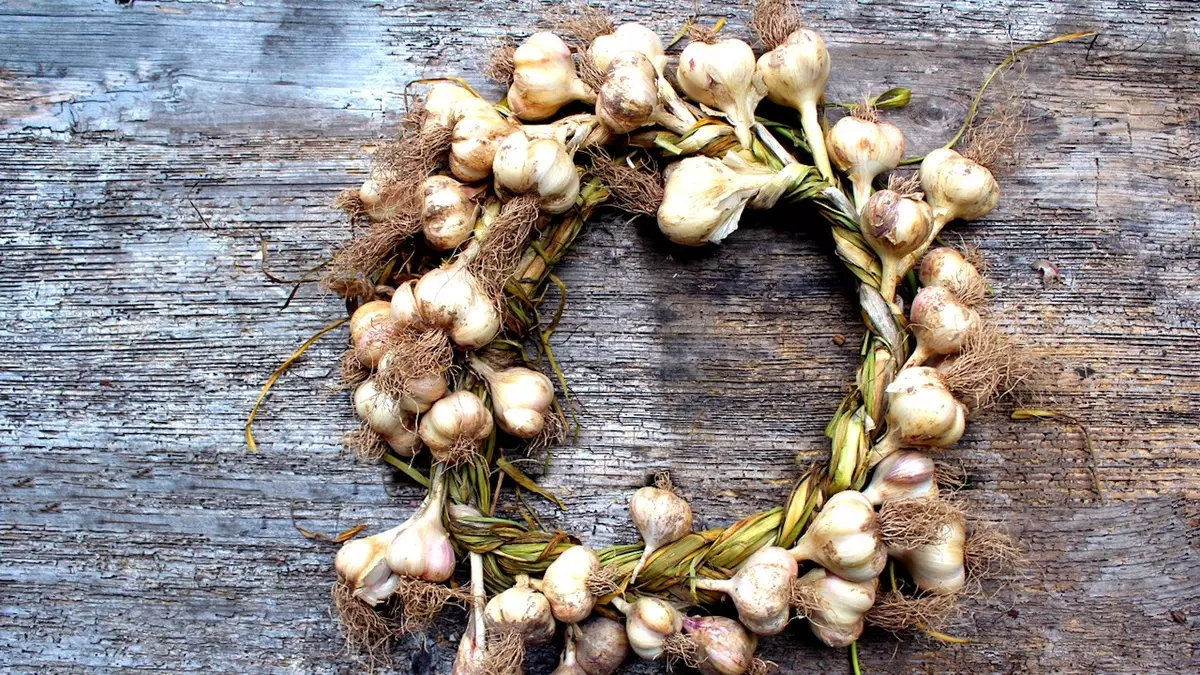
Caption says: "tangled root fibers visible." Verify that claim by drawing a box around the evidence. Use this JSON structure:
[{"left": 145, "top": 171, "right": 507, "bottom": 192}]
[
  {"left": 877, "top": 496, "right": 967, "bottom": 551},
  {"left": 751, "top": 0, "right": 804, "bottom": 50}
]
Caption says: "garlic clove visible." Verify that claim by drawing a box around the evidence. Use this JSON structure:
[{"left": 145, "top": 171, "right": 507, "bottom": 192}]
[
  {"left": 574, "top": 616, "right": 630, "bottom": 675},
  {"left": 862, "top": 450, "right": 937, "bottom": 506},
  {"left": 508, "top": 32, "right": 596, "bottom": 121},
  {"left": 353, "top": 379, "right": 422, "bottom": 455},
  {"left": 682, "top": 616, "right": 758, "bottom": 675},
  {"left": 596, "top": 51, "right": 660, "bottom": 134},
  {"left": 920, "top": 147, "right": 1000, "bottom": 228},
  {"left": 628, "top": 484, "right": 693, "bottom": 583},
  {"left": 471, "top": 357, "right": 556, "bottom": 439},
  {"left": 694, "top": 546, "right": 797, "bottom": 636},
  {"left": 756, "top": 28, "right": 833, "bottom": 179},
  {"left": 677, "top": 37, "right": 767, "bottom": 148},
  {"left": 484, "top": 574, "right": 557, "bottom": 646},
  {"left": 795, "top": 567, "right": 878, "bottom": 647},
  {"left": 612, "top": 596, "right": 682, "bottom": 661},
  {"left": 657, "top": 157, "right": 773, "bottom": 246},
  {"left": 907, "top": 285, "right": 981, "bottom": 367},
  {"left": 420, "top": 175, "right": 479, "bottom": 251},
  {"left": 540, "top": 544, "right": 602, "bottom": 624},
  {"left": 789, "top": 490, "right": 887, "bottom": 583},
  {"left": 349, "top": 300, "right": 394, "bottom": 368},
  {"left": 589, "top": 22, "right": 666, "bottom": 74},
  {"left": 826, "top": 115, "right": 906, "bottom": 210},
  {"left": 492, "top": 130, "right": 581, "bottom": 214},
  {"left": 861, "top": 189, "right": 935, "bottom": 303},
  {"left": 417, "top": 390, "right": 494, "bottom": 464},
  {"left": 389, "top": 280, "right": 424, "bottom": 328},
  {"left": 890, "top": 513, "right": 967, "bottom": 595}
]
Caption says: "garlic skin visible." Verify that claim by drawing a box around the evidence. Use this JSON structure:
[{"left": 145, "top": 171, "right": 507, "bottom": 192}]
[
  {"left": 870, "top": 367, "right": 968, "bottom": 466},
  {"left": 420, "top": 175, "right": 479, "bottom": 251},
  {"left": 471, "top": 357, "right": 555, "bottom": 439},
  {"left": 890, "top": 513, "right": 967, "bottom": 595},
  {"left": 788, "top": 490, "right": 887, "bottom": 583},
  {"left": 417, "top": 390, "right": 494, "bottom": 462},
  {"left": 795, "top": 568, "right": 878, "bottom": 647},
  {"left": 861, "top": 190, "right": 934, "bottom": 303},
  {"left": 485, "top": 574, "right": 557, "bottom": 646},
  {"left": 920, "top": 148, "right": 1000, "bottom": 228},
  {"left": 353, "top": 379, "right": 421, "bottom": 455},
  {"left": 612, "top": 596, "right": 682, "bottom": 661},
  {"left": 826, "top": 115, "right": 906, "bottom": 210},
  {"left": 492, "top": 130, "right": 581, "bottom": 213},
  {"left": 677, "top": 38, "right": 766, "bottom": 148},
  {"left": 657, "top": 157, "right": 773, "bottom": 246},
  {"left": 349, "top": 300, "right": 394, "bottom": 368},
  {"left": 589, "top": 23, "right": 666, "bottom": 74},
  {"left": 862, "top": 450, "right": 937, "bottom": 506},
  {"left": 508, "top": 31, "right": 596, "bottom": 121},
  {"left": 413, "top": 262, "right": 502, "bottom": 348},
  {"left": 596, "top": 51, "right": 660, "bottom": 134},
  {"left": 334, "top": 523, "right": 405, "bottom": 605},
  {"left": 574, "top": 617, "right": 630, "bottom": 675},
  {"left": 694, "top": 546, "right": 798, "bottom": 636},
  {"left": 628, "top": 485, "right": 693, "bottom": 583},
  {"left": 389, "top": 281, "right": 423, "bottom": 328},
  {"left": 385, "top": 469, "right": 456, "bottom": 582},
  {"left": 906, "top": 285, "right": 981, "bottom": 367},
  {"left": 541, "top": 545, "right": 602, "bottom": 624},
  {"left": 757, "top": 28, "right": 833, "bottom": 179},
  {"left": 683, "top": 616, "right": 758, "bottom": 675}
]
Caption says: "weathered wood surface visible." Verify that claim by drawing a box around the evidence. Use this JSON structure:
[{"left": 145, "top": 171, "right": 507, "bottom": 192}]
[{"left": 1, "top": 0, "right": 1198, "bottom": 673}]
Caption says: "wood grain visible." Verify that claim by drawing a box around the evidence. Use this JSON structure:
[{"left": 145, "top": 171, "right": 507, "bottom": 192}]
[{"left": 1, "top": 1, "right": 1198, "bottom": 673}]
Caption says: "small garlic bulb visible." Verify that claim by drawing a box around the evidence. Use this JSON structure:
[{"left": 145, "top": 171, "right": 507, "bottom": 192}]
[
  {"left": 862, "top": 450, "right": 937, "bottom": 506},
  {"left": 358, "top": 175, "right": 407, "bottom": 222},
  {"left": 589, "top": 22, "right": 666, "bottom": 74},
  {"left": 826, "top": 114, "right": 906, "bottom": 210},
  {"left": 906, "top": 285, "right": 981, "bottom": 367},
  {"left": 508, "top": 32, "right": 596, "bottom": 121},
  {"left": 385, "top": 482, "right": 456, "bottom": 583},
  {"left": 492, "top": 130, "right": 581, "bottom": 214},
  {"left": 423, "top": 81, "right": 477, "bottom": 131},
  {"left": 919, "top": 247, "right": 987, "bottom": 305},
  {"left": 861, "top": 189, "right": 934, "bottom": 303},
  {"left": 628, "top": 484, "right": 693, "bottom": 583},
  {"left": 596, "top": 51, "right": 659, "bottom": 134},
  {"left": 471, "top": 357, "right": 555, "bottom": 439},
  {"left": 353, "top": 379, "right": 421, "bottom": 455},
  {"left": 677, "top": 37, "right": 767, "bottom": 148},
  {"left": 693, "top": 546, "right": 797, "bottom": 636},
  {"left": 657, "top": 157, "right": 773, "bottom": 246},
  {"left": 574, "top": 617, "right": 630, "bottom": 675},
  {"left": 870, "top": 367, "right": 967, "bottom": 466},
  {"left": 757, "top": 28, "right": 833, "bottom": 179},
  {"left": 420, "top": 175, "right": 479, "bottom": 250},
  {"left": 682, "top": 616, "right": 759, "bottom": 675},
  {"left": 413, "top": 261, "right": 502, "bottom": 348},
  {"left": 417, "top": 390, "right": 494, "bottom": 464},
  {"left": 890, "top": 513, "right": 967, "bottom": 595},
  {"left": 334, "top": 523, "right": 405, "bottom": 605},
  {"left": 540, "top": 545, "right": 603, "bottom": 624},
  {"left": 795, "top": 568, "right": 878, "bottom": 647},
  {"left": 349, "top": 300, "right": 394, "bottom": 368},
  {"left": 612, "top": 596, "right": 682, "bottom": 661},
  {"left": 788, "top": 490, "right": 887, "bottom": 583},
  {"left": 449, "top": 100, "right": 513, "bottom": 182},
  {"left": 920, "top": 147, "right": 1000, "bottom": 228},
  {"left": 485, "top": 574, "right": 557, "bottom": 646}
]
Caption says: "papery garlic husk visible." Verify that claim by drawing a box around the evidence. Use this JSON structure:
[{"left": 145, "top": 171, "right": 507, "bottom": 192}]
[
  {"left": 471, "top": 357, "right": 555, "bottom": 439},
  {"left": 449, "top": 99, "right": 513, "bottom": 182},
  {"left": 861, "top": 189, "right": 934, "bottom": 303},
  {"left": 417, "top": 390, "right": 494, "bottom": 464},
  {"left": 628, "top": 485, "right": 693, "bottom": 583},
  {"left": 612, "top": 596, "right": 683, "bottom": 661},
  {"left": 862, "top": 450, "right": 937, "bottom": 506},
  {"left": 349, "top": 300, "right": 394, "bottom": 368},
  {"left": 540, "top": 545, "right": 602, "bottom": 624},
  {"left": 677, "top": 38, "right": 767, "bottom": 148},
  {"left": 589, "top": 22, "right": 667, "bottom": 74},
  {"left": 890, "top": 512, "right": 967, "bottom": 595},
  {"left": 919, "top": 246, "right": 987, "bottom": 306},
  {"left": 826, "top": 115, "right": 906, "bottom": 210},
  {"left": 906, "top": 285, "right": 982, "bottom": 367},
  {"left": 757, "top": 28, "right": 833, "bottom": 179},
  {"left": 485, "top": 574, "right": 557, "bottom": 646},
  {"left": 683, "top": 616, "right": 759, "bottom": 675},
  {"left": 353, "top": 378, "right": 421, "bottom": 455},
  {"left": 574, "top": 617, "right": 630, "bottom": 675},
  {"left": 657, "top": 156, "right": 774, "bottom": 246},
  {"left": 413, "top": 260, "right": 502, "bottom": 348},
  {"left": 334, "top": 522, "right": 406, "bottom": 605},
  {"left": 795, "top": 567, "right": 878, "bottom": 647},
  {"left": 508, "top": 31, "right": 596, "bottom": 121},
  {"left": 492, "top": 130, "right": 581, "bottom": 214},
  {"left": 788, "top": 490, "right": 887, "bottom": 582},
  {"left": 596, "top": 51, "right": 660, "bottom": 134},
  {"left": 870, "top": 366, "right": 967, "bottom": 466},
  {"left": 920, "top": 147, "right": 1000, "bottom": 229},
  {"left": 693, "top": 546, "right": 798, "bottom": 636},
  {"left": 420, "top": 175, "right": 479, "bottom": 250},
  {"left": 385, "top": 468, "right": 456, "bottom": 582}
]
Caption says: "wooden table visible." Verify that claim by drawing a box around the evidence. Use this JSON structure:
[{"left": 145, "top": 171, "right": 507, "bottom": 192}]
[{"left": 2, "top": 1, "right": 1197, "bottom": 672}]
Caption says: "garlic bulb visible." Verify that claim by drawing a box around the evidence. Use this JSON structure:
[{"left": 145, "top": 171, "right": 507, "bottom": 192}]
[
  {"left": 420, "top": 175, "right": 479, "bottom": 251},
  {"left": 795, "top": 568, "right": 878, "bottom": 647},
  {"left": 485, "top": 574, "right": 557, "bottom": 646},
  {"left": 826, "top": 114, "right": 906, "bottom": 210},
  {"left": 373, "top": 353, "right": 448, "bottom": 414},
  {"left": 657, "top": 157, "right": 774, "bottom": 246},
  {"left": 861, "top": 189, "right": 934, "bottom": 303},
  {"left": 358, "top": 175, "right": 407, "bottom": 222},
  {"left": 757, "top": 28, "right": 833, "bottom": 179},
  {"left": 788, "top": 490, "right": 887, "bottom": 582},
  {"left": 682, "top": 616, "right": 758, "bottom": 675},
  {"left": 492, "top": 130, "right": 580, "bottom": 213},
  {"left": 508, "top": 31, "right": 596, "bottom": 121},
  {"left": 573, "top": 617, "right": 629, "bottom": 675},
  {"left": 920, "top": 147, "right": 1000, "bottom": 228},
  {"left": 353, "top": 379, "right": 421, "bottom": 455},
  {"left": 906, "top": 285, "right": 981, "bottom": 367},
  {"left": 334, "top": 523, "right": 405, "bottom": 605},
  {"left": 349, "top": 300, "right": 394, "bottom": 368},
  {"left": 424, "top": 81, "right": 477, "bottom": 132},
  {"left": 693, "top": 546, "right": 797, "bottom": 636},
  {"left": 413, "top": 261, "right": 502, "bottom": 348},
  {"left": 612, "top": 596, "right": 682, "bottom": 661},
  {"left": 540, "top": 545, "right": 602, "bottom": 624},
  {"left": 417, "top": 390, "right": 494, "bottom": 464},
  {"left": 628, "top": 484, "right": 693, "bottom": 583},
  {"left": 870, "top": 367, "right": 967, "bottom": 466},
  {"left": 862, "top": 450, "right": 937, "bottom": 506},
  {"left": 919, "top": 246, "right": 987, "bottom": 306},
  {"left": 385, "top": 468, "right": 456, "bottom": 582},
  {"left": 677, "top": 37, "right": 767, "bottom": 148},
  {"left": 596, "top": 51, "right": 660, "bottom": 134},
  {"left": 449, "top": 100, "right": 513, "bottom": 182},
  {"left": 389, "top": 280, "right": 423, "bottom": 328},
  {"left": 589, "top": 22, "right": 666, "bottom": 74},
  {"left": 471, "top": 357, "right": 555, "bottom": 439},
  {"left": 890, "top": 513, "right": 967, "bottom": 595}
]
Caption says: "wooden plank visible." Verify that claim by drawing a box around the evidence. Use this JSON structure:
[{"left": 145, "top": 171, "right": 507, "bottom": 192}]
[{"left": 0, "top": 0, "right": 1197, "bottom": 673}]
